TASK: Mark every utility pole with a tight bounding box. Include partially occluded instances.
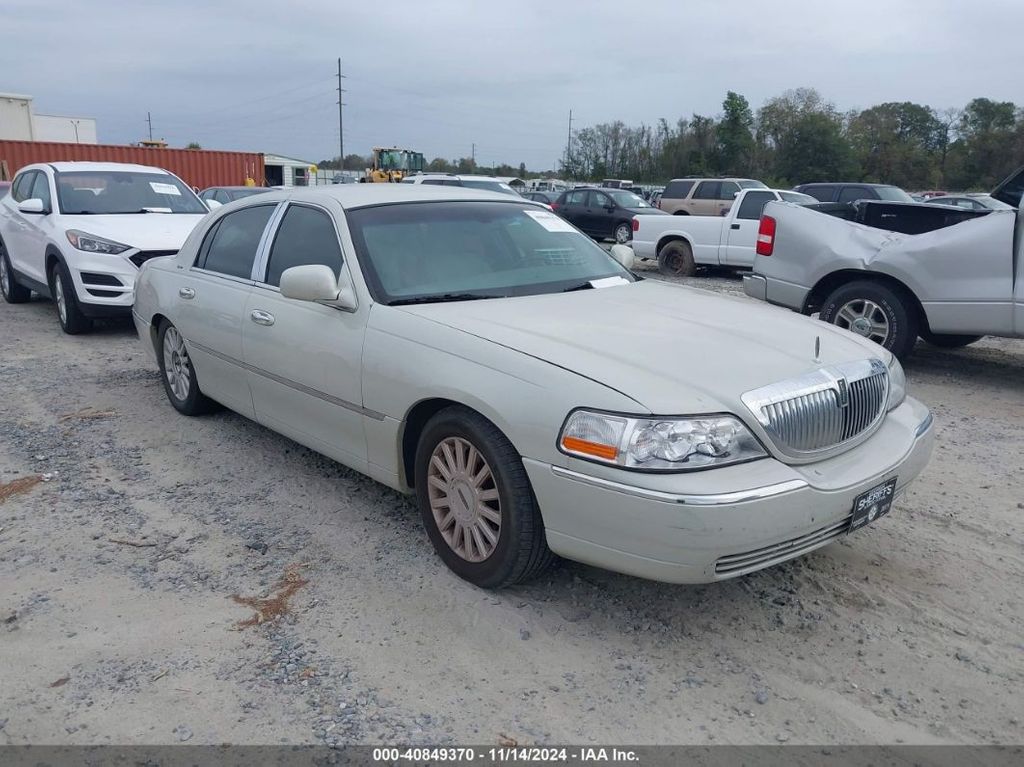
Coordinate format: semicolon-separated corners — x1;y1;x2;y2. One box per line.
565;109;573;175
146;112;153;141
471;143;475;163
336;59;346;168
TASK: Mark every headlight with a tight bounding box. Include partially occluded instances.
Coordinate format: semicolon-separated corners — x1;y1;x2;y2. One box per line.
66;230;131;255
887;356;906;411
558;409;767;471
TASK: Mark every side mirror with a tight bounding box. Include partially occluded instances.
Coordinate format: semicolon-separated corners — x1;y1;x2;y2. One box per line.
280;264;357;311
18;198;47;215
205;199;223;210
606;205;615;213
609;244;635;270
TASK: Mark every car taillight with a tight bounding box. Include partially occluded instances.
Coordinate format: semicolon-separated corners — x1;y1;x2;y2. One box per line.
551;202;560;211
632;217;639;232
756;215;776;256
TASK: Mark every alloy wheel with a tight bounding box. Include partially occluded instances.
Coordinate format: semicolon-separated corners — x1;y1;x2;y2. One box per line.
162;326;192;402
835;299;890;344
614;224;631;244
53;275;67;324
426;436;501;563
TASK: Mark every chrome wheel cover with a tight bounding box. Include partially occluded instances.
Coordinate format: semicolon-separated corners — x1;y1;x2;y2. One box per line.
835;299;890;344
427;436;501;563
162;326;192;402
614;224;631;244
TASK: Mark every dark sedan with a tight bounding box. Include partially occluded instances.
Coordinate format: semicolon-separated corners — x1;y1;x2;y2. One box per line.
553;187;666;243
198;186;274;206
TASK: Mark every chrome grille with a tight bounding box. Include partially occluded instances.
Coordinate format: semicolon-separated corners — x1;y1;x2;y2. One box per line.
742;359;889;460
715;516;851;577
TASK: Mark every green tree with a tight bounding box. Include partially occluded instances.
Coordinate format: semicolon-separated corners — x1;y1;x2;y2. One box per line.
716;92;755;175
342;154;367;171
185;141;202;150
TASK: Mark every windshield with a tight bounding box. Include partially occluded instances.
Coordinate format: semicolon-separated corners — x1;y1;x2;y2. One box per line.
606;190;650;208
228;188;272;201
875;186;914;203
779;191;817;204
460;180;519;196
346;201;636;304
56;171;206;214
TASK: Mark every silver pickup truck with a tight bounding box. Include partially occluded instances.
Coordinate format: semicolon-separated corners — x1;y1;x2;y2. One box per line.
743;167;1024;359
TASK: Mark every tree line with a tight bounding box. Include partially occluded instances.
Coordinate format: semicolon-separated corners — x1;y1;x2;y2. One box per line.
561;88;1024;191
316;154;529;179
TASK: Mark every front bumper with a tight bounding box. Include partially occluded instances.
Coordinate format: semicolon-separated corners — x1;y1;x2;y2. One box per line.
67;251;141;309
526;397;934;584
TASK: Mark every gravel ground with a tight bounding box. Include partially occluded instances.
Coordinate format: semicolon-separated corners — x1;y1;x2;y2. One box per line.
1;270;1021;747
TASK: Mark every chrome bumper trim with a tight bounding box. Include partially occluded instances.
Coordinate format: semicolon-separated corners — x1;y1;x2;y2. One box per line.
549;465;807;506
915;410;934;438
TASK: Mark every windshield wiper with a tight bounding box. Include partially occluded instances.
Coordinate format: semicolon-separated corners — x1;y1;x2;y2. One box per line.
561;281;594;293
389;292;502;306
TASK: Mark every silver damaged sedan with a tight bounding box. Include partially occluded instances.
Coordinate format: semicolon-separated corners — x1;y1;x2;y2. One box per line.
132;185;934;588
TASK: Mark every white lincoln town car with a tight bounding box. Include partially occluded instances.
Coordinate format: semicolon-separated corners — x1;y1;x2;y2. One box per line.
132;185;934;589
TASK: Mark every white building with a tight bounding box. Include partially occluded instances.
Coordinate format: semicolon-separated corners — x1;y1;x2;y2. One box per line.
263;153;314;187
0;93;97;144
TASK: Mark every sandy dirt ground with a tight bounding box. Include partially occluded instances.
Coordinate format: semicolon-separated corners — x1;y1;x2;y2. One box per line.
1;267;1021;747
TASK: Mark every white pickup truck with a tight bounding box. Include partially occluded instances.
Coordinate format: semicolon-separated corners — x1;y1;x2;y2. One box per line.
631;188;816;275
743;166;1024;359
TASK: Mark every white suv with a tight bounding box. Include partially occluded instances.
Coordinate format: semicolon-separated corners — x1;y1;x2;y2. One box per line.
401;173;521;196
0;161;208;333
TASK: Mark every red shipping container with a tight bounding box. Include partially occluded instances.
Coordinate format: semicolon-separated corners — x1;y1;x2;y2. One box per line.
0;140;265;190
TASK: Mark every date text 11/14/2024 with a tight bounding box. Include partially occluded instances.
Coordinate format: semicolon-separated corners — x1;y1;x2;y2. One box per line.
372;747;640;763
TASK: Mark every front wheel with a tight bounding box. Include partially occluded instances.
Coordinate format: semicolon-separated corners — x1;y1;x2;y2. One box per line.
920;330;983;349
414;406;554;589
613;221;632;244
157;320;218;415
49;261;92;334
819;280;919;360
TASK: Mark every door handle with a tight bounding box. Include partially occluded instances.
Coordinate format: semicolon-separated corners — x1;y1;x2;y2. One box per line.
250;309;275;326
178;287;195;299
730;223;741;230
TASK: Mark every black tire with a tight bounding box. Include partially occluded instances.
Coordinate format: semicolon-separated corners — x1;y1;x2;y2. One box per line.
819;280;919;360
0;239;31;304
657;240;696;277
919;330;983;349
414;405;555;589
613;221;632;244
156;320;219;416
49;260;93;334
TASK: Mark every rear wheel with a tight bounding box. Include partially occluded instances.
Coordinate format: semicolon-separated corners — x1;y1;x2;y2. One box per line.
49;261;92;334
820;280;919;360
657;240;696;277
613;221;632;244
157;320;218;415
0;240;31;303
414;406;554;589
919;330;983;349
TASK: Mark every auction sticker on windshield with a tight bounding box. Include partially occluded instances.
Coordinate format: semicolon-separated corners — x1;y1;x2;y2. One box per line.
524;209;576;233
848;476;897;533
149;182;181;196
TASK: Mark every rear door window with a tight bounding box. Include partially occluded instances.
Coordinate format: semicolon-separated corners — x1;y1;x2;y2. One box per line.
196;205;276;279
662;180;695;199
735;191;776;220
802;185;835;202
565;190;587;206
588;191;612;208
263;205;344;287
693;181;721;200
838;186;873;203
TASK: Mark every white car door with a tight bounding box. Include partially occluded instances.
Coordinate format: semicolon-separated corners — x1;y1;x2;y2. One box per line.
171;203;280;418
724;190;777;267
2;171;47;283
241;202;369;470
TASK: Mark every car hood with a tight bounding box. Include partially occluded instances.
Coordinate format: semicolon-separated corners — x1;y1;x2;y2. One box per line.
58;214;207;251
397;280;885;415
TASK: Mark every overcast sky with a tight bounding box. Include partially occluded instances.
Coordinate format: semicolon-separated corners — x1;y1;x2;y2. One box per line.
4;0;1022;170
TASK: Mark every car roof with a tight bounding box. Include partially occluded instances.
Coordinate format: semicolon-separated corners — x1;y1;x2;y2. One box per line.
797;182;899;188
44;161;172;174
231;184;542;210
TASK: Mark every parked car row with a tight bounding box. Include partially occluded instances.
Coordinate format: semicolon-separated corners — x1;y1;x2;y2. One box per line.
0;164;934;589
